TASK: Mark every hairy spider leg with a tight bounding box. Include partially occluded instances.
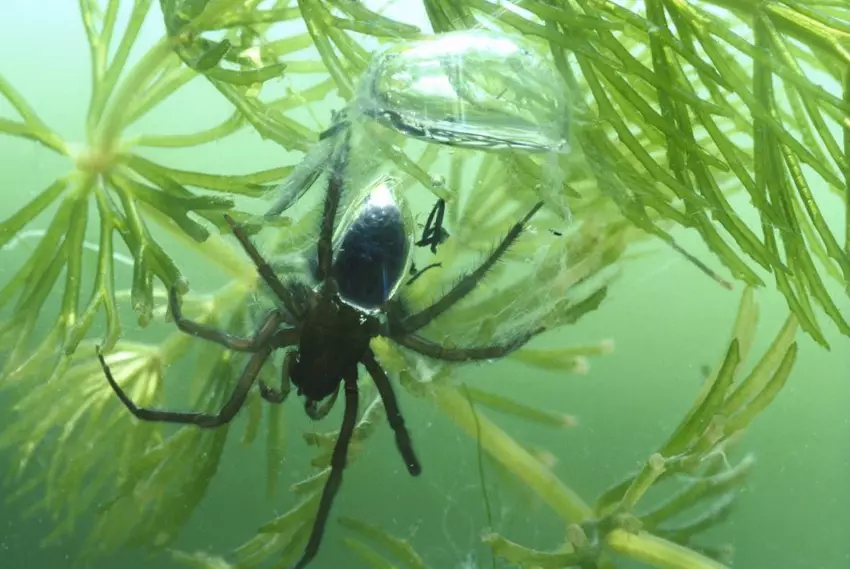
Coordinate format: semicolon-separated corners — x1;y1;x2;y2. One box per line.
318;115;349;141
392;326;545;362
362;349;421;475
96;328;298;428
392;201;544;334
223;214;304;320
292;370;360;569
315;128;351;283
260;349;295;404
169;286;287;352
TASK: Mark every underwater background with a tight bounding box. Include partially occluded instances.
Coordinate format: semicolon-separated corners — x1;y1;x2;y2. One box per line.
1;1;849;569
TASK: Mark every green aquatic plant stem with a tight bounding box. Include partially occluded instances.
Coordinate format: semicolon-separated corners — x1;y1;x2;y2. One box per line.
6;0;848;350
98;37;177;150
80;0;119;134
58;177;94;345
428;383;593;523
132;111;245;148
298;0;355;99
460;383;496;569
85;0;153;140
617;453;666;514
122;63;196;129
606;529;728;569
66;185;123;353
0;74;70;155
337;517;430;569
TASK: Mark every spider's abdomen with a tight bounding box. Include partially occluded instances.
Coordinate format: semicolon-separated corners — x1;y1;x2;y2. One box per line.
330;178;412;310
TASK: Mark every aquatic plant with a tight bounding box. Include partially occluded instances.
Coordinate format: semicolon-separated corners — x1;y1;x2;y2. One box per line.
169;287;795;569
0;0;843;568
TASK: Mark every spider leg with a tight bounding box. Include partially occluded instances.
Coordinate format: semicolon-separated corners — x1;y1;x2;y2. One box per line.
406;262;442;287
362;349;421;476
393;328;544;362
260;350;294;404
223;214;304;319
390;201;544;334
170;286;285;352
96;329;298;428
305;384;340;420
292;369;359;569
316;128;351;283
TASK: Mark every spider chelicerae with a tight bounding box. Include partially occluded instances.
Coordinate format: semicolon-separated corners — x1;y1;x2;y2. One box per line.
96;127;546;569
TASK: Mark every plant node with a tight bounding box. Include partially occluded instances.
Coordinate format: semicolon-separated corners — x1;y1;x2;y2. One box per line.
73;144;118;177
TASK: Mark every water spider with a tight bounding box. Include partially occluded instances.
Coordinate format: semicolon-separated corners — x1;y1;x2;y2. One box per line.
96;128;546;569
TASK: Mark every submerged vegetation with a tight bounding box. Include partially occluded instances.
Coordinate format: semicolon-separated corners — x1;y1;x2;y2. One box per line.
170;287;794;569
0;1;846;568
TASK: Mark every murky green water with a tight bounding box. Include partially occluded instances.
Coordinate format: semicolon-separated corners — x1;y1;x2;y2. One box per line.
1;2;848;569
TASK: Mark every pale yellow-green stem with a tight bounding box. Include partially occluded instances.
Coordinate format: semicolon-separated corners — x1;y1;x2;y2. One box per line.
428;383;593;523
606;530;729;569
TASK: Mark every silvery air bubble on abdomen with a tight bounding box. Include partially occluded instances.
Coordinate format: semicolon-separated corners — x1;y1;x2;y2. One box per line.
330;173;414;311
304;170;415;313
352;30;573;221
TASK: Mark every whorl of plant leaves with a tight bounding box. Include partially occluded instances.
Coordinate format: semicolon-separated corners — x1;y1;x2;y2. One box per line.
0;0;846;372
168;0;850;350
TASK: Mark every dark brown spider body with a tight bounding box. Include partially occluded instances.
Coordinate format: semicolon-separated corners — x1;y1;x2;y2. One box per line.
292;174;411;403
290;286;379;402
95;126;547;569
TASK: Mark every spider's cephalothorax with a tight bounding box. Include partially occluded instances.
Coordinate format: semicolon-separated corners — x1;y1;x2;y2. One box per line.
96;126;548;569
290;284;379;404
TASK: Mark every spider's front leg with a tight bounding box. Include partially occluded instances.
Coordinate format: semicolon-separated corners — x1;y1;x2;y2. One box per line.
392;327;545;362
99;340;274;428
223;214;304;320
315;128;351;283
169;285;285;352
388;200;544;335
97;325;300;428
